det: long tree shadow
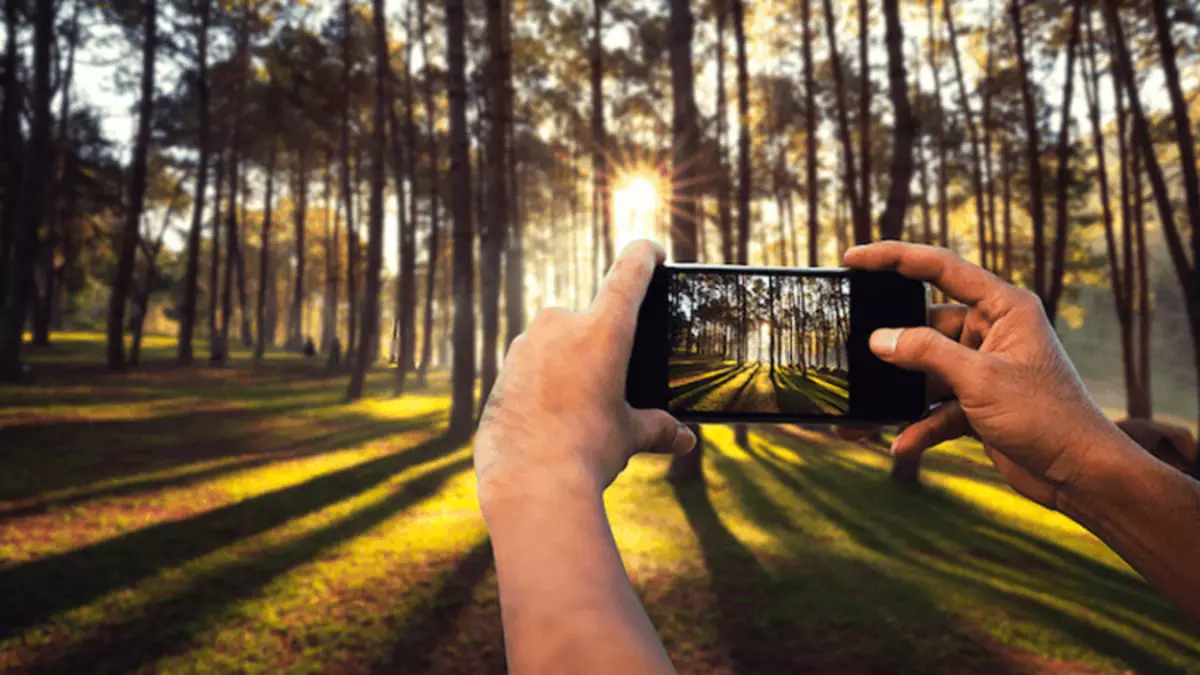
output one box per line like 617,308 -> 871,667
670,467 -> 1015,673
742,429 -> 1200,671
0,412 -> 443,522
668,363 -> 747,409
720,363 -> 761,413
0,433 -> 466,640
373,541 -> 501,674
24,454 -> 476,674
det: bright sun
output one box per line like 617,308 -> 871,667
618,176 -> 658,211
612,174 -> 660,249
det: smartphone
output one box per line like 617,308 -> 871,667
626,264 -> 928,424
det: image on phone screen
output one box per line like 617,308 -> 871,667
667,271 -> 850,416
627,264 -> 927,423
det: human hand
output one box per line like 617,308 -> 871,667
844,242 -> 1127,508
474,240 -> 697,513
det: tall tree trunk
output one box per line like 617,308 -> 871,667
503,8 -> 524,349
390,13 -> 416,394
878,0 -> 913,242
0,0 -> 51,377
288,149 -> 309,351
822,0 -> 863,244
802,0 -> 818,266
235,163 -> 252,347
105,0 -> 157,371
446,0 -> 476,437
732,0 -> 751,263
220,153 -> 238,346
857,0 -> 870,236
1044,0 -> 1082,323
179,0 -> 211,365
926,0 -> 948,251
590,0 -> 612,274
255,130 -> 277,361
715,0 -> 734,264
944,0 -> 987,267
1011,0 -> 1046,299
208,152 -> 225,348
666,0 -> 704,484
981,18 -> 997,270
0,0 -> 25,314
1001,139 -> 1013,280
1133,143 -> 1152,419
341,0 -> 358,364
416,0 -> 441,385
480,0 -> 510,406
348,0 -> 390,401
34,0 -> 81,347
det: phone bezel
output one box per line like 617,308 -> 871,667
626,263 -> 928,424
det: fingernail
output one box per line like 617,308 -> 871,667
843,245 -> 863,261
870,328 -> 904,356
673,424 -> 697,455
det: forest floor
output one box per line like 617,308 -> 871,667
1,333 -> 1198,674
670,357 -> 850,415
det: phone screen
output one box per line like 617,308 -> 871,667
667,270 -> 851,417
627,264 -> 927,424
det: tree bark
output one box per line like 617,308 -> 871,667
732,0 -> 751,263
255,121 -> 278,361
1045,0 -> 1082,323
348,0 -> 390,401
715,0 -> 734,264
446,0 -> 476,437
1011,0 -> 1046,299
0,0 -> 21,314
289,148 -> 309,351
857,0 -> 870,236
416,0 -> 441,385
590,0 -> 612,274
179,0 -> 211,365
502,3 -> 524,347
926,0 -> 948,251
802,0 -> 818,266
208,151 -> 225,349
105,0 -> 157,371
878,0 -> 914,242
480,0 -> 511,406
390,11 -> 416,394
822,0 -> 863,245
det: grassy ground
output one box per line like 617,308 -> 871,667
2,333 -> 1198,674
669,357 -> 850,415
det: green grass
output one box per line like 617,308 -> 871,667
2,332 -> 1198,673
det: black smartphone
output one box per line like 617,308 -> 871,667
626,264 -> 928,424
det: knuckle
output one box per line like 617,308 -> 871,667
1014,287 -> 1041,310
532,306 -> 572,329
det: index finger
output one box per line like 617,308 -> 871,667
589,239 -> 666,347
843,241 -> 1015,308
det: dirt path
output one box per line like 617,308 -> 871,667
726,364 -> 780,413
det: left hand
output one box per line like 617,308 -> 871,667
474,240 -> 697,513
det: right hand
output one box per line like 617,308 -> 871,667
844,242 -> 1127,509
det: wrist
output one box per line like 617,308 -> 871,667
478,460 -> 604,526
1054,422 -> 1159,521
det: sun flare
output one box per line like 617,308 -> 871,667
612,174 -> 661,249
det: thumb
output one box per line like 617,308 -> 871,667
869,326 -> 983,393
630,408 -> 697,455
